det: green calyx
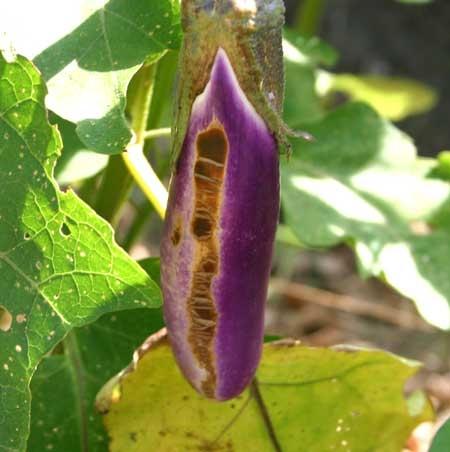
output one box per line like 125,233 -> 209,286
172,0 -> 296,164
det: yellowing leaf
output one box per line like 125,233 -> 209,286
318,72 -> 437,121
98,336 -> 433,452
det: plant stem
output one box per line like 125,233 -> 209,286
121,60 -> 170,220
93,63 -> 157,225
129,64 -> 156,144
296,0 -> 327,36
122,144 -> 167,219
143,127 -> 171,140
121,51 -> 178,248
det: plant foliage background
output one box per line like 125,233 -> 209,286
0,0 -> 449,451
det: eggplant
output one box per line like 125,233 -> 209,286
161,0 -> 287,400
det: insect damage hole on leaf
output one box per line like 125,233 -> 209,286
60,221 -> 71,237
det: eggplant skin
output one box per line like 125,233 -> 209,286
161,48 -> 279,400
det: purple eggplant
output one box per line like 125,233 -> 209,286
161,0 -> 287,400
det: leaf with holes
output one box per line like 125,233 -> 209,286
0,54 -> 161,451
97,336 -> 432,452
0,0 -> 181,153
281,102 -> 450,329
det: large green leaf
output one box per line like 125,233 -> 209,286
98,337 -> 432,452
281,102 -> 450,329
1,0 -> 181,153
0,54 -> 161,451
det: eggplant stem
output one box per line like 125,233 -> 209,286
122,143 -> 168,219
122,63 -> 169,220
143,127 -> 171,140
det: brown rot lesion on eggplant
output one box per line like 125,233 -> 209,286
170,216 -> 183,246
196,126 -> 228,164
191,121 -> 228,241
171,226 -> 181,246
185,120 -> 229,397
192,214 -> 213,239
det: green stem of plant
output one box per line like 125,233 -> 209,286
143,127 -> 171,140
295,0 -> 327,36
122,144 -> 167,219
97,53 -> 176,246
121,60 -> 170,220
121,51 -> 179,250
94,63 -> 159,225
129,64 -> 156,144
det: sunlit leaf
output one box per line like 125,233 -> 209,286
0,53 -> 160,451
317,72 -> 437,121
0,0 -> 182,153
429,151 -> 450,182
282,102 -> 450,329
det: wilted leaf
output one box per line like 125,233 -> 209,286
0,0 -> 182,153
281,102 -> 450,329
98,336 -> 432,452
318,72 -> 437,121
0,53 -> 160,451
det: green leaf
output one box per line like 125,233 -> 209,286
282,34 -> 325,127
98,338 -> 433,452
52,113 -> 108,185
318,72 -> 437,121
1,0 -> 182,153
0,53 -> 161,451
429,151 -> 450,182
283,30 -> 339,67
281,102 -> 450,329
430,418 -> 450,452
29,307 -> 164,452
